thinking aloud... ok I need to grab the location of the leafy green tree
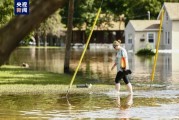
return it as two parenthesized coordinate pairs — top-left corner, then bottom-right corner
(0, 0), (67, 66)
(103, 0), (178, 23)
(60, 0), (96, 30)
(60, 0), (165, 26)
(104, 0), (162, 23)
(0, 0), (14, 27)
(36, 10), (62, 46)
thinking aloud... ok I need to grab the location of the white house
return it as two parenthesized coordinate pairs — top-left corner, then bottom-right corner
(125, 2), (179, 52)
(158, 2), (179, 50)
(125, 20), (160, 52)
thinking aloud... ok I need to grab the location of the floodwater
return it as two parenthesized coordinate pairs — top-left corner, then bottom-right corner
(1, 46), (179, 119)
(8, 46), (179, 85)
(0, 90), (179, 119)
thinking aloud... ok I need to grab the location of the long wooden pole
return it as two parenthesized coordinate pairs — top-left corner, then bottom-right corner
(151, 9), (164, 82)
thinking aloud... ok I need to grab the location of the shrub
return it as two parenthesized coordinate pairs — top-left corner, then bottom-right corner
(136, 48), (155, 56)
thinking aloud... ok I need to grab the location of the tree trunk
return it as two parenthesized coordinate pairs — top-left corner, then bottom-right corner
(64, 0), (74, 73)
(49, 35), (53, 46)
(0, 0), (66, 66)
(43, 31), (47, 47)
(35, 29), (40, 46)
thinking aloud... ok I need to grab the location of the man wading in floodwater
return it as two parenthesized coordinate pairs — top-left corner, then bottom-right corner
(111, 40), (133, 94)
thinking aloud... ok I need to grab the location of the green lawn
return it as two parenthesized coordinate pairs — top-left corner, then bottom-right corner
(0, 65), (82, 85)
(0, 65), (154, 95)
(0, 65), (114, 95)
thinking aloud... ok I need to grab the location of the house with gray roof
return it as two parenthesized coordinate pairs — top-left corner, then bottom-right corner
(125, 20), (160, 52)
(125, 2), (179, 52)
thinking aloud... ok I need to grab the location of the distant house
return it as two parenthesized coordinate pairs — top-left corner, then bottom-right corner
(125, 20), (160, 52)
(158, 2), (179, 50)
(71, 15), (125, 44)
(125, 2), (179, 52)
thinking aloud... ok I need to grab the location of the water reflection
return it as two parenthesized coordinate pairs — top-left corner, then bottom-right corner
(115, 94), (133, 119)
(0, 91), (178, 119)
(9, 47), (65, 73)
(116, 94), (133, 110)
(116, 94), (133, 120)
(8, 47), (179, 85)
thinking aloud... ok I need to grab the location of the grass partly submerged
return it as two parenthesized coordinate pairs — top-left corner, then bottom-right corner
(0, 65), (158, 95)
(0, 65), (114, 95)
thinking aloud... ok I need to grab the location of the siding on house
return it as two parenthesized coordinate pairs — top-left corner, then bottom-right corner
(172, 21), (179, 50)
(124, 22), (135, 51)
(125, 20), (160, 52)
(161, 10), (172, 49)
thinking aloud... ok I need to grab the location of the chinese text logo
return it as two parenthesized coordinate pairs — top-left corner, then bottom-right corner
(14, 0), (29, 15)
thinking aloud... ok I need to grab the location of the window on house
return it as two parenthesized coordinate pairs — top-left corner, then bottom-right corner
(165, 32), (170, 45)
(128, 34), (132, 44)
(167, 32), (170, 44)
(166, 12), (169, 21)
(165, 32), (167, 44)
(148, 33), (154, 43)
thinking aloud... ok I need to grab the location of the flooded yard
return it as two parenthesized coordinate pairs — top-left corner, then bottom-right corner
(0, 89), (179, 119)
(1, 47), (178, 119)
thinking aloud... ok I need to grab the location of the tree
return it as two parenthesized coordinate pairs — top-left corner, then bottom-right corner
(0, 0), (14, 27)
(0, 0), (67, 66)
(60, 0), (164, 26)
(36, 10), (63, 46)
(104, 0), (162, 23)
(60, 0), (105, 31)
(64, 0), (74, 73)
